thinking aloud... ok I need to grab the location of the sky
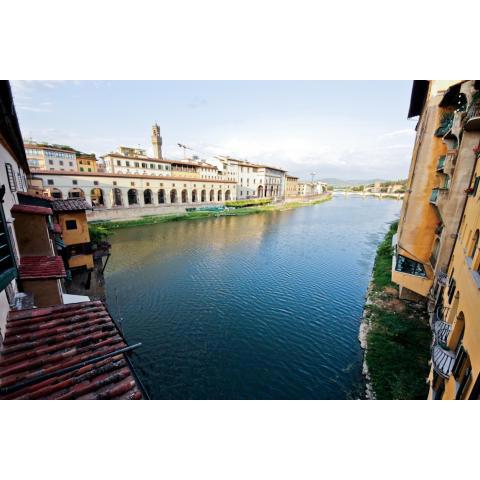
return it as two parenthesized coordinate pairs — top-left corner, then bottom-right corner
(11, 80), (417, 181)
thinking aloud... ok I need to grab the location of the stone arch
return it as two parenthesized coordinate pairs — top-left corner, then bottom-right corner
(258, 185), (264, 197)
(170, 189), (178, 203)
(210, 189), (215, 201)
(225, 189), (231, 201)
(112, 188), (123, 206)
(68, 188), (85, 199)
(217, 190), (223, 202)
(51, 188), (63, 199)
(201, 189), (206, 202)
(158, 189), (166, 204)
(192, 189), (198, 203)
(181, 189), (188, 203)
(91, 187), (104, 207)
(127, 188), (138, 205)
(144, 189), (153, 205)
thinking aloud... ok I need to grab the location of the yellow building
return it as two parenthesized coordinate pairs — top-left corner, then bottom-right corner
(285, 175), (299, 197)
(51, 198), (94, 270)
(76, 153), (98, 173)
(392, 80), (480, 399)
(392, 81), (478, 301)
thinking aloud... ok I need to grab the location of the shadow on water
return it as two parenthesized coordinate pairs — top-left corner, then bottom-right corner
(105, 196), (401, 399)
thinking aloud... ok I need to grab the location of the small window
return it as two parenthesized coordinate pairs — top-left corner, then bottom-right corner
(65, 220), (78, 230)
(113, 181), (117, 186)
(72, 180), (78, 185)
(131, 182), (135, 186)
(49, 160), (53, 165)
(59, 161), (64, 166)
(5, 164), (17, 192)
(80, 167), (84, 172)
(94, 181), (99, 186)
(117, 160), (121, 166)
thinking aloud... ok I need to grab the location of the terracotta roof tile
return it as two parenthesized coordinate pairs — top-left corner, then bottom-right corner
(11, 204), (53, 216)
(51, 198), (92, 212)
(0, 301), (144, 399)
(19, 256), (66, 279)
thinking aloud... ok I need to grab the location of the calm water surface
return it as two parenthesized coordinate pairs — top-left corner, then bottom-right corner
(105, 196), (401, 399)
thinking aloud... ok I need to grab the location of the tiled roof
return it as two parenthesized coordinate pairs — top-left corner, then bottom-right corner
(0, 301), (144, 399)
(11, 204), (53, 216)
(51, 198), (92, 212)
(19, 256), (66, 279)
(17, 191), (54, 201)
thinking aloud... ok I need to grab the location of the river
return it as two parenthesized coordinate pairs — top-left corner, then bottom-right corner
(105, 196), (401, 399)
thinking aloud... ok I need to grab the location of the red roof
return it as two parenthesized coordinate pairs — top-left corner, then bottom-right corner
(11, 204), (53, 216)
(0, 301), (144, 399)
(51, 198), (92, 212)
(19, 256), (66, 279)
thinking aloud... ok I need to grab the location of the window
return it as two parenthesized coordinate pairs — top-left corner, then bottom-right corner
(447, 278), (456, 304)
(65, 220), (78, 230)
(117, 160), (121, 166)
(5, 163), (17, 192)
(113, 181), (117, 186)
(94, 181), (99, 186)
(59, 160), (64, 166)
(72, 180), (78, 185)
(150, 164), (155, 169)
(88, 168), (92, 172)
(80, 167), (84, 172)
(125, 161), (130, 167)
(470, 230), (479, 258)
(0, 203), (17, 291)
(49, 160), (53, 165)
(135, 162), (140, 168)
(395, 254), (426, 277)
(131, 182), (135, 186)
(473, 177), (480, 197)
(142, 163), (147, 168)
(69, 162), (73, 167)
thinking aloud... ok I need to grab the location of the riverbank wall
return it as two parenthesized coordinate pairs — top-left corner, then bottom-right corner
(359, 221), (432, 400)
(88, 194), (332, 230)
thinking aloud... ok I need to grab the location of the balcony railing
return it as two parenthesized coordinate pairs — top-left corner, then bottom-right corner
(430, 188), (439, 204)
(431, 305), (455, 378)
(436, 155), (446, 171)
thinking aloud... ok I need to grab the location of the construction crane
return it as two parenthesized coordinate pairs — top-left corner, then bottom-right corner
(177, 143), (193, 160)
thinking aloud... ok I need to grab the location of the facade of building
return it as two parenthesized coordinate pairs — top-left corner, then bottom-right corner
(214, 156), (286, 199)
(30, 170), (237, 209)
(25, 143), (77, 172)
(76, 153), (98, 173)
(297, 180), (327, 196)
(285, 175), (299, 197)
(391, 80), (480, 400)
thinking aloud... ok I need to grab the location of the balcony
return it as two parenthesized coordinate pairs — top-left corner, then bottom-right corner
(464, 94), (480, 131)
(434, 111), (454, 137)
(429, 188), (439, 204)
(431, 305), (455, 378)
(436, 156), (446, 171)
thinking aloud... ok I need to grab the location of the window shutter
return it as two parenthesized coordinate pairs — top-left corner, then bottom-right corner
(5, 164), (17, 192)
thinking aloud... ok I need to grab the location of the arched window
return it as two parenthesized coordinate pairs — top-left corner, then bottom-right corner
(51, 188), (63, 199)
(112, 188), (122, 206)
(170, 189), (178, 203)
(181, 189), (188, 203)
(192, 189), (197, 203)
(127, 189), (138, 205)
(209, 189), (214, 202)
(158, 189), (165, 204)
(91, 188), (105, 207)
(144, 189), (153, 205)
(225, 189), (231, 200)
(68, 188), (85, 199)
(201, 189), (206, 202)
(217, 190), (222, 201)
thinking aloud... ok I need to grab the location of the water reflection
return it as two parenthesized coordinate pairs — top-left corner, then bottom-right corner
(105, 197), (401, 399)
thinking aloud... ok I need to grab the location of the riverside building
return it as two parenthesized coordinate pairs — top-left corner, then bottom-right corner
(391, 80), (480, 399)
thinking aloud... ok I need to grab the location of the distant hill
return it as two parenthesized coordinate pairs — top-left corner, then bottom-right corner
(320, 178), (387, 187)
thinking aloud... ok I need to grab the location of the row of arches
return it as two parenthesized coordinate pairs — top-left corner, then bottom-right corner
(51, 187), (232, 207)
(257, 185), (280, 197)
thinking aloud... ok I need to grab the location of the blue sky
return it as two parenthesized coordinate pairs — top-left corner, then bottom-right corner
(11, 81), (416, 180)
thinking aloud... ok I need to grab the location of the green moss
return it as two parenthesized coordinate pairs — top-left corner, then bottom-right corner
(89, 195), (332, 231)
(365, 220), (431, 400)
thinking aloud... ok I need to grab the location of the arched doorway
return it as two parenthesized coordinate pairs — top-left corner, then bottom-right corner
(158, 189), (165, 204)
(91, 188), (104, 207)
(217, 190), (223, 202)
(192, 189), (197, 202)
(127, 188), (138, 205)
(51, 188), (63, 199)
(112, 188), (123, 206)
(257, 185), (264, 197)
(170, 189), (178, 203)
(210, 189), (215, 201)
(68, 188), (85, 199)
(144, 189), (153, 205)
(201, 189), (206, 202)
(181, 189), (188, 203)
(225, 189), (231, 201)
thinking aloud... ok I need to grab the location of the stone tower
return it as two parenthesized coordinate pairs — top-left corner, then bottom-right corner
(151, 123), (163, 159)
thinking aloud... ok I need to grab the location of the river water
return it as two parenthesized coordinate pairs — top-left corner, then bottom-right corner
(105, 196), (401, 399)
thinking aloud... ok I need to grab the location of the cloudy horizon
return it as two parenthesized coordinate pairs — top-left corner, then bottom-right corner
(11, 80), (416, 181)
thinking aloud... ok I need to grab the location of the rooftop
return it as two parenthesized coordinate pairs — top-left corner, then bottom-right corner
(0, 301), (144, 399)
(19, 256), (66, 280)
(52, 198), (92, 212)
(11, 204), (53, 216)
